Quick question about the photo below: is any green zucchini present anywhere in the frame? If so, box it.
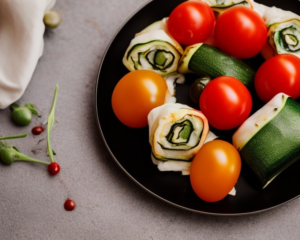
[233,93,300,188]
[178,43,255,89]
[201,0,252,14]
[269,19,300,57]
[123,30,183,76]
[148,103,209,162]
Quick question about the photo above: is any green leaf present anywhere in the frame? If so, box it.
[25,102,39,115]
[47,84,59,163]
[12,146,20,152]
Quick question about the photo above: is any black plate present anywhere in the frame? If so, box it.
[96,0,300,216]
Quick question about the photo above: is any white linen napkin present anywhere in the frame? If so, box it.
[0,0,56,109]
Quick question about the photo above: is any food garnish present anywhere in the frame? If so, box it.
[32,126,45,136]
[44,11,61,28]
[64,198,76,211]
[47,84,59,166]
[0,134,48,166]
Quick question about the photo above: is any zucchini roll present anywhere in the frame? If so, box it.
[233,93,300,188]
[148,103,211,175]
[123,25,183,76]
[200,0,253,15]
[178,43,255,89]
[253,2,300,59]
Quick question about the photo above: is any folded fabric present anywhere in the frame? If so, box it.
[0,0,56,109]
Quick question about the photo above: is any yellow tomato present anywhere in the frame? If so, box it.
[112,70,167,128]
[190,140,241,202]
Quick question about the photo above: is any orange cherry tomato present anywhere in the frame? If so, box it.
[190,140,241,202]
[112,70,167,128]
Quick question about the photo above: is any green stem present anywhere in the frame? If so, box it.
[15,152,49,165]
[10,103,20,111]
[47,84,59,163]
[0,133,27,141]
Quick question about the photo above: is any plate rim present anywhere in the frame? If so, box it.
[94,0,300,216]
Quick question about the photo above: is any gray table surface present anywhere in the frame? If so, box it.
[1,0,300,239]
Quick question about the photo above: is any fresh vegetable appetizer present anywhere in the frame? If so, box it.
[148,103,213,175]
[233,93,300,188]
[178,43,255,89]
[122,27,183,76]
[253,2,300,59]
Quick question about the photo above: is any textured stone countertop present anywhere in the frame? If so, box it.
[0,0,300,239]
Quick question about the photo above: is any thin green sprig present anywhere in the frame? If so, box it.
[0,133,28,141]
[0,148,49,165]
[47,84,59,163]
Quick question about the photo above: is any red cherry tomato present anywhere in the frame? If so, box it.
[199,76,252,130]
[190,140,241,202]
[215,6,267,59]
[112,70,167,128]
[48,162,60,175]
[64,198,76,211]
[255,54,300,102]
[167,1,215,45]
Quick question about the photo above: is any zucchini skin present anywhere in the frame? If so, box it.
[188,44,255,89]
[240,97,300,188]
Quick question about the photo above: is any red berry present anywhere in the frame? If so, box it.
[64,198,76,211]
[32,126,44,135]
[48,162,60,175]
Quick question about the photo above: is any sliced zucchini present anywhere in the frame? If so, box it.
[123,30,183,76]
[253,3,300,58]
[148,103,209,162]
[151,130,218,175]
[178,43,255,89]
[201,0,253,15]
[269,19,300,57]
[233,93,300,188]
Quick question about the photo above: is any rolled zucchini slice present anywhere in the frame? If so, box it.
[148,103,211,174]
[200,0,253,15]
[123,29,183,76]
[233,93,300,188]
[178,43,255,89]
[268,19,300,57]
[253,3,300,58]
